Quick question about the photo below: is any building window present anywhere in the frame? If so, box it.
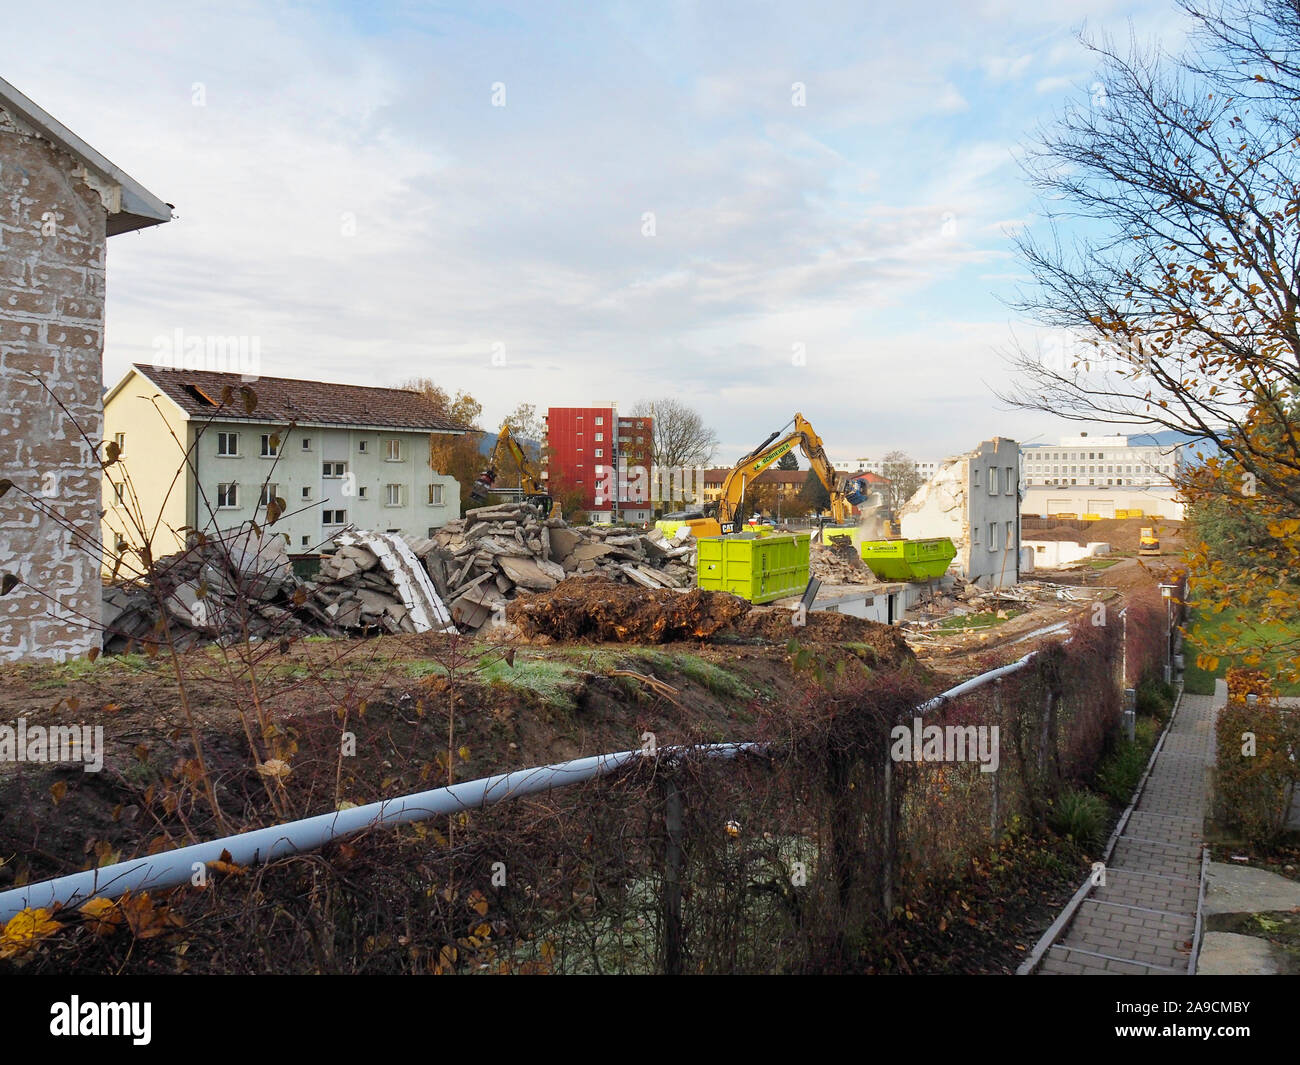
[385,439,401,461]
[973,525,981,546]
[260,433,278,457]
[323,462,347,478]
[259,483,279,506]
[301,535,310,547]
[1006,520,1014,546]
[594,448,603,458]
[302,486,312,500]
[594,416,603,425]
[217,483,238,509]
[358,439,369,453]
[988,467,998,495]
[1005,467,1015,492]
[301,437,312,451]
[358,486,368,499]
[428,483,444,506]
[595,432,604,442]
[112,482,124,503]
[217,432,239,456]
[988,522,999,551]
[113,432,125,454]
[322,509,346,525]
[973,467,981,488]
[385,484,402,506]
[113,533,127,553]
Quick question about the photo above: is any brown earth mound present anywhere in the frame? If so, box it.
[506,576,751,642]
[734,609,915,665]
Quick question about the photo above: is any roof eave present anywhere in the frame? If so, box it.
[0,76,171,236]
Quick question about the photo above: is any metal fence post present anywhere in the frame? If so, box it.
[661,772,684,975]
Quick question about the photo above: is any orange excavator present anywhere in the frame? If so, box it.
[471,424,553,516]
[664,413,872,537]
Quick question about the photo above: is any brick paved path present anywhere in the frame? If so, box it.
[1038,692,1218,975]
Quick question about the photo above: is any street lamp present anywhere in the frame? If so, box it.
[1159,583,1174,684]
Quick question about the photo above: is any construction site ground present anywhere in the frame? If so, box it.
[0,526,1184,974]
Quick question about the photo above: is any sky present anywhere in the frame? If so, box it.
[4,0,1196,465]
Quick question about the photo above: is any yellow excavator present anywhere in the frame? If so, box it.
[471,424,553,516]
[665,413,871,538]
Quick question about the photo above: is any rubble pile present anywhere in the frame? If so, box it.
[809,538,878,586]
[412,503,699,629]
[101,529,312,653]
[100,505,702,650]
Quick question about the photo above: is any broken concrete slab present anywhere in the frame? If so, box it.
[1203,862,1300,916]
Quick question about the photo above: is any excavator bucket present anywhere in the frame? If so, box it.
[843,478,869,507]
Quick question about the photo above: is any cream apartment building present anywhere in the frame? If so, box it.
[102,365,468,562]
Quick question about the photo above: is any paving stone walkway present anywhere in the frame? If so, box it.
[1038,691,1219,975]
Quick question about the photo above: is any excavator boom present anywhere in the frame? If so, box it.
[472,424,553,516]
[674,413,869,537]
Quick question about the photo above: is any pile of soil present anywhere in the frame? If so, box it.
[506,576,751,643]
[735,608,915,665]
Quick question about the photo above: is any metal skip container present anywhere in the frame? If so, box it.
[695,532,811,604]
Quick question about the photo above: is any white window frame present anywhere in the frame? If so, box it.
[385,439,402,462]
[260,483,279,506]
[385,483,403,507]
[217,432,239,457]
[323,461,347,478]
[217,483,239,509]
[358,439,369,453]
[301,437,312,451]
[428,483,444,506]
[322,509,346,526]
[260,433,278,458]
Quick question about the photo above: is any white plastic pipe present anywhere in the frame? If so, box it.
[0,742,756,922]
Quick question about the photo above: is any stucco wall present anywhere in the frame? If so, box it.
[0,105,107,661]
[900,437,1021,588]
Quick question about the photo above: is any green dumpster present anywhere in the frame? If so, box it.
[696,532,811,604]
[859,537,956,581]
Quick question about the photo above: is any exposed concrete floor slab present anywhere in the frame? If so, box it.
[1196,932,1289,975]
[1203,862,1300,916]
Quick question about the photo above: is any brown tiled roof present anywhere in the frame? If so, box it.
[133,364,471,433]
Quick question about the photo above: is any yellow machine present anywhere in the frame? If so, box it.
[665,414,870,538]
[1138,526,1161,556]
[472,424,553,516]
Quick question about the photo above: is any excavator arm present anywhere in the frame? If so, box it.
[472,425,553,516]
[709,414,868,534]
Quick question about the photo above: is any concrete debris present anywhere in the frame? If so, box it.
[809,538,877,586]
[101,505,700,651]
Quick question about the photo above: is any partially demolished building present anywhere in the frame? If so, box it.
[899,438,1021,588]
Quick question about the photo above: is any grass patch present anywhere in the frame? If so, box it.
[931,609,1024,633]
[1182,606,1300,696]
[1047,788,1108,849]
[624,648,753,700]
[1084,557,1123,570]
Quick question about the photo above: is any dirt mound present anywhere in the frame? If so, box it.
[1022,525,1086,543]
[733,609,914,665]
[506,576,751,643]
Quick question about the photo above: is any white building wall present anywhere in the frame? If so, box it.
[900,437,1020,588]
[188,421,459,550]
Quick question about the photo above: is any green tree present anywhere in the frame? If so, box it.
[799,469,831,513]
[776,451,799,471]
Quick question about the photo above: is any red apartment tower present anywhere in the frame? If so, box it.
[543,406,653,520]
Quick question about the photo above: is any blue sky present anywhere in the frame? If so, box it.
[4,0,1193,463]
